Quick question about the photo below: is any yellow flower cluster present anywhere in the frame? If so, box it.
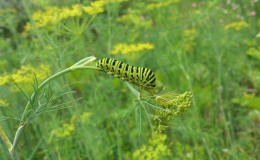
[183,28,196,37]
[156,91,192,115]
[0,60,8,69]
[0,64,50,86]
[183,28,197,52]
[146,0,180,10]
[83,0,105,15]
[106,0,128,2]
[25,4,82,31]
[25,0,128,31]
[155,91,192,133]
[246,47,260,61]
[51,112,92,138]
[117,14,152,28]
[53,123,75,138]
[81,0,128,15]
[132,134,171,160]
[224,21,249,30]
[0,99,9,107]
[111,43,154,55]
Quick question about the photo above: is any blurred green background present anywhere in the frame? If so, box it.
[0,0,259,159]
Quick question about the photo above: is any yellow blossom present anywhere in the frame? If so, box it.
[0,76,9,85]
[154,91,192,133]
[25,4,83,32]
[146,0,180,10]
[83,0,105,15]
[106,0,128,2]
[80,112,93,123]
[0,64,50,87]
[182,28,197,52]
[184,41,196,52]
[50,112,92,139]
[0,99,9,107]
[117,14,152,28]
[111,43,154,55]
[224,21,249,30]
[183,28,196,37]
[132,134,171,160]
[246,47,260,60]
[70,112,93,123]
[25,1,129,31]
[52,123,75,138]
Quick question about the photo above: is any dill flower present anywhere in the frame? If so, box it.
[246,47,260,60]
[52,123,75,138]
[132,134,171,160]
[0,76,9,85]
[182,28,197,52]
[83,0,105,15]
[111,43,154,55]
[224,21,249,30]
[25,5,83,31]
[154,91,192,133]
[80,112,93,123]
[0,99,9,107]
[146,0,179,10]
[106,0,128,2]
[183,28,196,37]
[70,112,93,123]
[60,4,82,19]
[0,64,51,92]
[51,112,92,138]
[117,14,152,28]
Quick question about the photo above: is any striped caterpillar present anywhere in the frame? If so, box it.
[96,58,156,89]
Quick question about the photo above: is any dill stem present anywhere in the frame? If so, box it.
[0,125,12,150]
[6,61,97,160]
[19,66,96,126]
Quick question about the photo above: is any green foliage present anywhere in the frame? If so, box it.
[1,0,260,159]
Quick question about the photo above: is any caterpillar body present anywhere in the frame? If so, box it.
[96,58,156,89]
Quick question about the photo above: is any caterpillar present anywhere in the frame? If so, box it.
[96,58,156,89]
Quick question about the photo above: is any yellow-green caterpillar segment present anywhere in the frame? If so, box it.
[96,58,156,89]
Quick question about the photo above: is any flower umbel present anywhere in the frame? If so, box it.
[111,43,154,55]
[132,134,171,160]
[0,64,50,86]
[117,14,152,28]
[0,64,51,92]
[154,91,192,133]
[25,4,83,31]
[83,0,105,15]
[0,99,9,107]
[51,112,92,138]
[146,0,180,10]
[182,28,197,52]
[246,47,260,61]
[224,21,249,30]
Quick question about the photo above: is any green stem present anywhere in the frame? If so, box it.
[0,125,13,150]
[0,125,18,159]
[19,66,97,126]
[7,65,98,160]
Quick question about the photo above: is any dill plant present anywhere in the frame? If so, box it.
[0,55,192,160]
[0,56,97,160]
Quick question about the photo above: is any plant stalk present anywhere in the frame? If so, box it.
[2,59,97,160]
